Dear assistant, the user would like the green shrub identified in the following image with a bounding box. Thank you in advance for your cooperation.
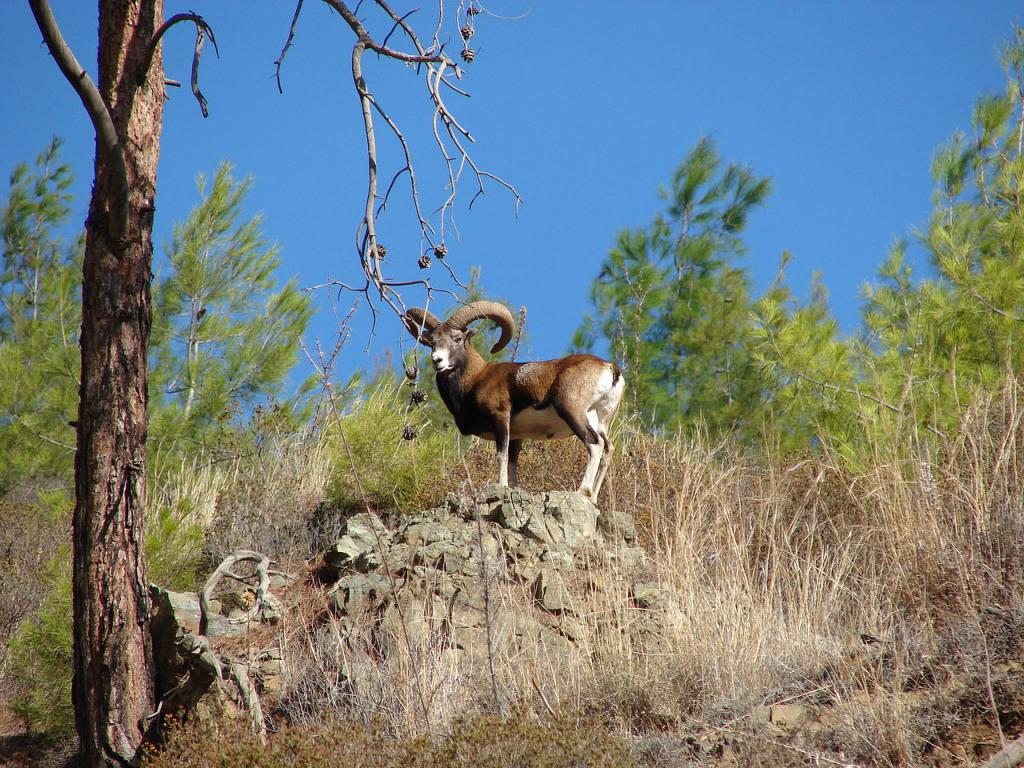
[145,496,206,592]
[324,378,465,515]
[7,549,73,738]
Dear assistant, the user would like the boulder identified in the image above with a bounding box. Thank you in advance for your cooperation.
[323,511,390,573]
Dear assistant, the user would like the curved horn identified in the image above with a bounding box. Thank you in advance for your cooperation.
[447,300,515,354]
[402,307,441,346]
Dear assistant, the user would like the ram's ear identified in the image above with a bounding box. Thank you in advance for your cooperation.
[402,308,441,346]
[465,328,478,340]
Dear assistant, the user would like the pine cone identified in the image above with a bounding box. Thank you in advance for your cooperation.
[402,424,419,441]
[460,47,476,63]
[460,24,474,40]
[404,364,419,381]
[410,388,428,405]
[466,5,481,15]
[433,244,448,259]
[418,253,432,269]
[375,243,387,259]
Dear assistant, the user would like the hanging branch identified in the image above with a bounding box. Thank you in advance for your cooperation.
[276,0,522,332]
[141,12,220,117]
[274,0,305,94]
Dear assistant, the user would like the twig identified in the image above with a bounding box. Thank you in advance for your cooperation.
[274,0,306,94]
[9,413,74,452]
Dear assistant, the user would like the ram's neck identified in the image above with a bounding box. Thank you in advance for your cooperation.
[436,344,488,432]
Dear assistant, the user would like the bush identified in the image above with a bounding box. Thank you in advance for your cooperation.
[0,489,66,691]
[7,550,73,738]
[324,378,465,515]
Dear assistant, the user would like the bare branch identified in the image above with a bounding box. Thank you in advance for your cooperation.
[274,0,306,94]
[141,13,219,117]
[310,0,520,332]
[199,550,272,636]
[378,4,420,52]
[28,0,129,239]
[190,25,210,117]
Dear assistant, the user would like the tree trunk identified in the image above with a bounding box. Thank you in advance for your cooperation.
[72,1,165,765]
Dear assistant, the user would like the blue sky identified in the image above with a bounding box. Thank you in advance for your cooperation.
[3,2,1022,377]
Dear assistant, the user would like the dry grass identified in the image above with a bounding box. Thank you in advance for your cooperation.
[4,369,1021,764]
[229,379,1024,766]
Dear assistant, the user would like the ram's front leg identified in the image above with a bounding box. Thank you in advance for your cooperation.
[494,416,512,487]
[507,439,523,487]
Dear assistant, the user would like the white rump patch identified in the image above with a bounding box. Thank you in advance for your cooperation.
[590,365,625,424]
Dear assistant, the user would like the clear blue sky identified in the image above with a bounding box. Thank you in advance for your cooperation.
[3,2,1022,376]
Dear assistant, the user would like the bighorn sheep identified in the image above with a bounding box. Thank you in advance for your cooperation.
[402,300,625,498]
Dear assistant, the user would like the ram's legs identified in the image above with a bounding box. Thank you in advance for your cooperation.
[508,439,523,488]
[553,402,603,498]
[592,425,614,497]
[495,419,511,487]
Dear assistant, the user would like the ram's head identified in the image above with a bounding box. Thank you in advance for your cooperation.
[402,300,514,372]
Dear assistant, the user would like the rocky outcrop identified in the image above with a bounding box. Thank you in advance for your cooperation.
[150,487,664,726]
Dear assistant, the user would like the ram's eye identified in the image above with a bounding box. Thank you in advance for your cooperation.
[451,333,463,343]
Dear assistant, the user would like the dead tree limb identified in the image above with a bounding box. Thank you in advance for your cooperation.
[199,549,272,636]
[140,12,219,117]
[28,0,129,239]
[273,0,522,333]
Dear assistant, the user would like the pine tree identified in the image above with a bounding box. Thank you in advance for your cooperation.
[575,138,772,439]
[0,139,81,489]
[753,28,1024,459]
[149,163,314,456]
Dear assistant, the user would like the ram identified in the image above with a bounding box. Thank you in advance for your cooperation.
[402,301,625,498]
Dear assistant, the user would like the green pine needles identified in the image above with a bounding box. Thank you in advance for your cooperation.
[573,137,773,441]
[150,163,313,457]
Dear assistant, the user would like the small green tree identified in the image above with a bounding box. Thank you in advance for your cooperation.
[0,139,81,491]
[150,163,314,457]
[753,27,1024,460]
[575,138,772,440]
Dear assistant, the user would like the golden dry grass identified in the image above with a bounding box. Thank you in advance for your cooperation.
[149,379,1024,765]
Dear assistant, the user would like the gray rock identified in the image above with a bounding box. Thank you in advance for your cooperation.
[631,581,667,610]
[533,568,574,615]
[484,486,542,530]
[324,512,390,572]
[150,586,241,638]
[544,491,599,548]
[597,508,637,544]
[609,545,647,570]
[331,572,394,615]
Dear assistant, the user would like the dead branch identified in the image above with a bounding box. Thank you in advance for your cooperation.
[274,0,306,93]
[228,659,267,743]
[28,0,129,239]
[292,0,522,335]
[199,550,272,636]
[140,12,219,117]
[984,736,1024,768]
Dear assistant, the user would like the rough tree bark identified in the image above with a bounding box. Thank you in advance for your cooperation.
[30,1,165,765]
[74,1,164,763]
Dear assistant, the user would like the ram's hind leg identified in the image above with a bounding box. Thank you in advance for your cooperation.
[586,410,615,498]
[592,424,614,497]
[494,417,512,487]
[553,402,603,498]
[590,367,625,499]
